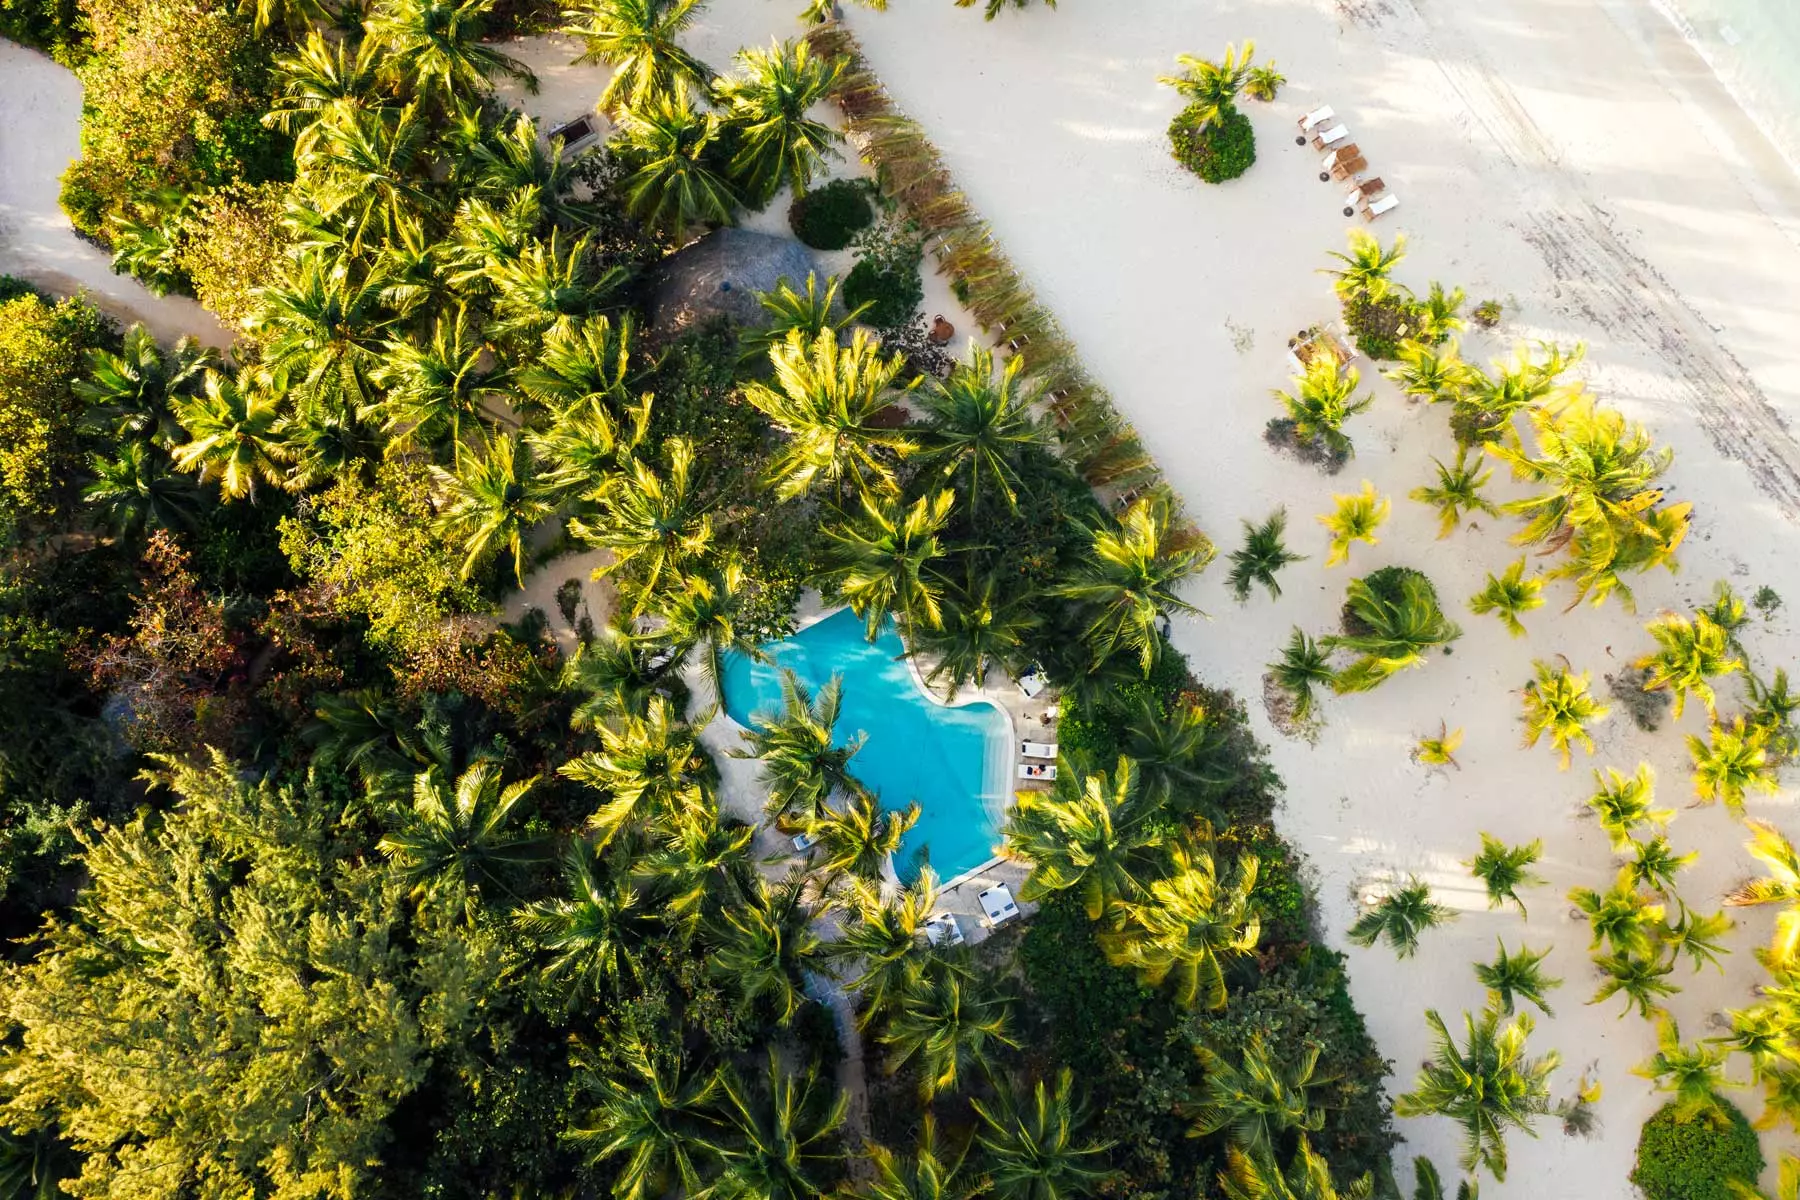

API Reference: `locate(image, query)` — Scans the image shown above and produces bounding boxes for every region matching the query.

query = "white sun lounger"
[1362,193,1400,220]
[1297,104,1335,132]
[1022,741,1058,760]
[1312,124,1349,149]
[979,884,1020,926]
[925,913,965,947]
[1017,763,1057,782]
[792,830,818,852]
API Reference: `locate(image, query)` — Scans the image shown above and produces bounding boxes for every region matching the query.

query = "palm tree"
[716,39,843,202]
[1635,1016,1737,1125]
[879,953,1018,1099]
[1411,450,1497,538]
[731,669,865,821]
[77,324,214,448]
[430,429,559,585]
[649,805,757,932]
[469,112,588,221]
[561,694,712,845]
[1637,609,1744,720]
[1587,763,1672,850]
[1569,869,1666,957]
[1323,229,1407,305]
[661,559,764,698]
[852,1118,971,1200]
[1393,1007,1561,1182]
[565,619,672,722]
[373,305,500,455]
[1728,1156,1800,1200]
[1317,482,1388,568]
[915,344,1049,515]
[1183,1033,1326,1159]
[1157,42,1254,127]
[1520,659,1608,768]
[955,0,1059,20]
[83,442,203,539]
[515,839,661,1000]
[1664,904,1734,974]
[1274,358,1373,460]
[708,871,821,1025]
[1003,757,1166,919]
[1219,1138,1373,1200]
[486,229,628,339]
[265,32,386,147]
[1268,629,1333,721]
[1415,723,1464,768]
[613,84,740,241]
[807,790,919,882]
[298,103,436,256]
[567,1037,721,1200]
[277,400,384,492]
[1624,834,1695,897]
[1123,695,1231,814]
[1465,834,1544,917]
[517,313,639,415]
[1227,509,1304,601]
[1243,60,1285,102]
[570,0,713,114]
[972,1069,1113,1200]
[1384,338,1478,405]
[574,437,717,614]
[740,272,868,368]
[1416,281,1468,343]
[744,328,912,501]
[1726,820,1800,967]
[1708,1007,1794,1082]
[1057,495,1209,675]
[364,0,535,107]
[1348,877,1454,958]
[1591,946,1679,1019]
[1468,560,1544,638]
[169,370,286,500]
[1325,569,1462,694]
[905,568,1039,699]
[1475,941,1560,1016]
[1689,716,1781,815]
[822,490,954,638]
[711,1051,846,1200]
[1098,838,1260,1009]
[378,762,545,913]
[826,873,936,1025]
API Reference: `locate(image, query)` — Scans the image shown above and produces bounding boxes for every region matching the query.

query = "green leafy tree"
[76,324,213,449]
[1057,496,1209,675]
[1394,1008,1560,1182]
[1468,559,1543,638]
[716,38,843,202]
[1347,877,1454,959]
[1182,1033,1327,1159]
[1416,281,1468,343]
[1004,757,1166,919]
[1123,695,1231,814]
[1475,941,1560,1016]
[879,954,1018,1099]
[661,559,765,698]
[1664,905,1734,974]
[973,1068,1113,1200]
[732,669,866,822]
[1227,509,1305,601]
[822,490,955,638]
[1411,450,1497,538]
[1464,833,1544,917]
[570,0,713,114]
[740,272,868,368]
[1384,339,1478,404]
[1098,838,1260,1009]
[1520,659,1608,768]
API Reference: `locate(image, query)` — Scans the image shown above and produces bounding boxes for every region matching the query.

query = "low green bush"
[1169,105,1256,184]
[788,179,875,250]
[1630,1100,1763,1200]
[843,221,923,330]
[1343,292,1418,361]
[0,0,86,62]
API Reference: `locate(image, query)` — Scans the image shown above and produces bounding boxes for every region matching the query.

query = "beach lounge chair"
[792,830,818,853]
[1362,193,1400,221]
[1295,104,1335,143]
[979,884,1020,926]
[1022,741,1058,760]
[1343,178,1385,215]
[1318,144,1357,179]
[925,913,965,947]
[1017,762,1057,783]
[1311,124,1349,150]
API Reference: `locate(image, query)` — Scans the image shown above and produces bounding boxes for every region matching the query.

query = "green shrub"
[1343,292,1417,361]
[0,0,86,61]
[843,221,924,331]
[1630,1100,1763,1200]
[788,179,875,250]
[1168,105,1256,184]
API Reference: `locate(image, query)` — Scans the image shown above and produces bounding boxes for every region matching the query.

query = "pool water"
[720,608,1010,883]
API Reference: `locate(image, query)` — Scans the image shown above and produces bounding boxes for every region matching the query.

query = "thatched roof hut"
[650,228,817,335]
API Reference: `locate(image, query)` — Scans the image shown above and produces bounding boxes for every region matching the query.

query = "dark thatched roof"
[650,228,818,335]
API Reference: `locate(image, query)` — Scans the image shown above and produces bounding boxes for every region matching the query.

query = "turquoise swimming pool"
[720,608,1010,883]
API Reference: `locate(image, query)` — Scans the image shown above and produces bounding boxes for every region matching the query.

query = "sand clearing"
[838,0,1800,1192]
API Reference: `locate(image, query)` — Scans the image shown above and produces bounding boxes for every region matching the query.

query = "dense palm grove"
[0,0,1415,1198]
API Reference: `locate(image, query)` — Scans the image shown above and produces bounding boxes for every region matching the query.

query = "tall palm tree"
[469,112,588,221]
[852,1118,971,1200]
[566,619,672,723]
[1393,1007,1561,1182]
[1347,877,1454,959]
[716,39,843,202]
[1099,838,1260,1009]
[972,1069,1113,1200]
[517,313,640,416]
[825,873,936,1026]
[613,84,740,241]
[1057,496,1209,676]
[1591,946,1679,1019]
[1219,1138,1373,1200]
[1475,941,1560,1016]
[277,399,385,491]
[486,229,628,340]
[567,1037,721,1200]
[740,272,868,368]
[265,33,387,150]
[1468,559,1543,638]
[1274,358,1372,460]
[807,790,919,883]
[1317,482,1388,568]
[905,567,1039,699]
[1411,450,1498,538]
[708,871,821,1025]
[732,669,866,821]
[1465,834,1544,917]
[561,694,712,845]
[1624,834,1695,897]
[169,370,286,500]
[744,327,913,501]
[1325,568,1461,693]
[1568,868,1665,957]
[378,761,545,913]
[574,437,717,614]
[1727,820,1800,967]
[1384,338,1478,405]
[1123,695,1231,814]
[915,343,1049,515]
[1182,1033,1326,1159]
[710,1051,846,1200]
[661,558,764,698]
[297,105,435,255]
[1637,609,1744,720]
[1688,716,1781,816]
[1664,904,1734,974]
[1520,659,1609,769]
[1634,1016,1737,1126]
[1004,757,1166,919]
[515,838,661,1000]
[1323,229,1407,305]
[77,324,214,448]
[647,805,756,933]
[1157,42,1254,127]
[431,429,559,584]
[1416,281,1468,343]
[1227,509,1304,601]
[374,305,501,454]
[822,490,955,639]
[365,0,536,107]
[879,953,1018,1099]
[570,0,714,115]
[1268,629,1333,722]
[249,251,400,409]
[83,442,203,539]
[1708,1007,1794,1082]
[1587,763,1672,851]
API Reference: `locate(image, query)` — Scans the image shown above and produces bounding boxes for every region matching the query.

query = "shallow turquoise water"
[1657,0,1800,176]
[720,609,1009,883]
